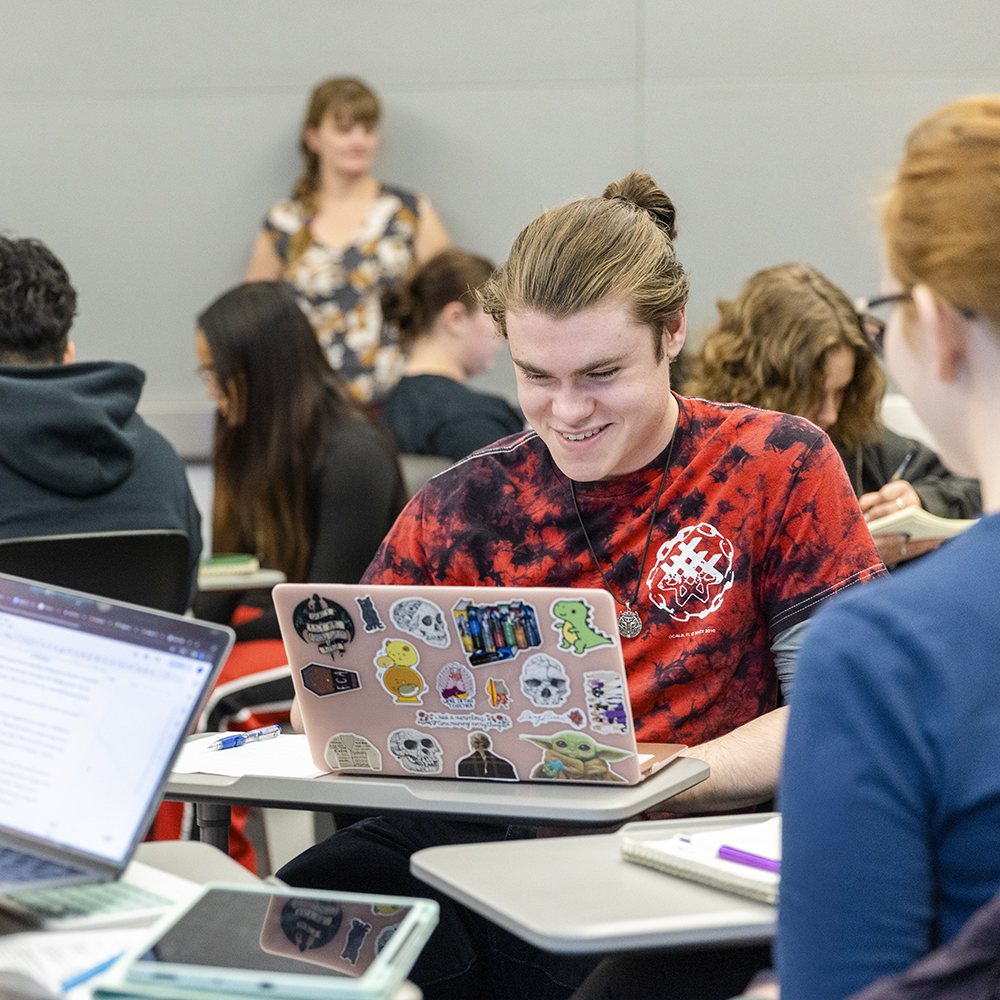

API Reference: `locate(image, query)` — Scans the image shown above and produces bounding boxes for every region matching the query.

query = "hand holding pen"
[859,448,921,523]
[207,724,281,751]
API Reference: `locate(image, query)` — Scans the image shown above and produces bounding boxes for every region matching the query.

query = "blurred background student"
[380,248,523,460]
[684,262,981,567]
[194,280,406,640]
[246,76,450,405]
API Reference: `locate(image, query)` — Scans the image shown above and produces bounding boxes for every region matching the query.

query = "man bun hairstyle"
[478,171,688,362]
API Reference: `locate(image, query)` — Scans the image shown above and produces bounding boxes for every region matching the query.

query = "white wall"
[2,1,997,455]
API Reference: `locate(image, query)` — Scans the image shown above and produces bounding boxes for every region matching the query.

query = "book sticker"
[292,595,355,659]
[550,598,614,655]
[583,670,630,734]
[455,732,518,781]
[389,597,450,648]
[387,728,443,774]
[519,652,570,707]
[520,731,632,782]
[435,662,476,710]
[452,599,542,666]
[355,595,385,632]
[373,638,428,704]
[325,732,382,771]
[301,663,361,697]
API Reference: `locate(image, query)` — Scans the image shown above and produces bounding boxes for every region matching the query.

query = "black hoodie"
[0,360,202,594]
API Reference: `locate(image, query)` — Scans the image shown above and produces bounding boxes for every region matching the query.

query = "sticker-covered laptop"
[273,584,683,785]
[0,571,233,896]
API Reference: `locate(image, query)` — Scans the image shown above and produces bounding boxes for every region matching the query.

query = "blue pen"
[60,951,125,991]
[206,724,281,751]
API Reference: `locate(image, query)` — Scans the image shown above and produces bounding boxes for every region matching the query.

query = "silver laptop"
[0,571,234,894]
[274,583,683,785]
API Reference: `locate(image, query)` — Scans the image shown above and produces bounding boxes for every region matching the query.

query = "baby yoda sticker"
[292,595,355,659]
[520,731,633,783]
[390,597,451,648]
[387,728,443,774]
[374,639,429,704]
[519,652,570,708]
[583,670,630,734]
[355,595,385,633]
[551,598,614,655]
[435,663,475,710]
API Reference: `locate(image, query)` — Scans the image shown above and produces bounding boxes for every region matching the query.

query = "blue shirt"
[778,513,1000,1000]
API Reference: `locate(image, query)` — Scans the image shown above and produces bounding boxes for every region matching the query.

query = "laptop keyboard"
[0,845,83,885]
[6,879,171,919]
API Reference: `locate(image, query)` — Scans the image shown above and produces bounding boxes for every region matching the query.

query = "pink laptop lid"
[274,584,683,786]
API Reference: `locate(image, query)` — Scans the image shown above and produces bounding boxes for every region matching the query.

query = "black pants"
[276,814,601,1000]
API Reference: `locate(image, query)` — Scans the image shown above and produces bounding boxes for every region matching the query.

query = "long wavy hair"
[198,282,364,581]
[684,263,887,451]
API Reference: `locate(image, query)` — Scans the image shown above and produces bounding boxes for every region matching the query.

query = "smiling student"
[278,172,884,1000]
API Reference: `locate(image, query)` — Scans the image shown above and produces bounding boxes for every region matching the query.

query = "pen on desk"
[889,448,919,483]
[60,951,125,991]
[718,845,781,874]
[206,723,281,751]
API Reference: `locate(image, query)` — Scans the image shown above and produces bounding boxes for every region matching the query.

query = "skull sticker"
[519,653,571,708]
[387,728,444,774]
[389,598,451,648]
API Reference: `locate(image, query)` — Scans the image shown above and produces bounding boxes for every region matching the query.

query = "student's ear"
[439,300,469,335]
[302,127,319,154]
[662,306,687,360]
[62,340,75,365]
[912,284,967,383]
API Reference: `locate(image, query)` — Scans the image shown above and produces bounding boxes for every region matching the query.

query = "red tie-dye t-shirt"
[363,395,884,746]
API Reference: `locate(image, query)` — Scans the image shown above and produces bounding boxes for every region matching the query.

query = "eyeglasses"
[853,293,911,356]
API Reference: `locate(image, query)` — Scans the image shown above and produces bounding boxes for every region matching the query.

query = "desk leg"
[194,802,232,854]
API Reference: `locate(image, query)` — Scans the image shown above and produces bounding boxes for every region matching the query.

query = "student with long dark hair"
[195,281,406,637]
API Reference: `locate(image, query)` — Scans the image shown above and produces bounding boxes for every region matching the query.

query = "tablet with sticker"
[97,884,438,1000]
[273,583,685,785]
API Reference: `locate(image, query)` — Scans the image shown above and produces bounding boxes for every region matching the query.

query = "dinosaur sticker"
[520,730,632,782]
[550,599,614,655]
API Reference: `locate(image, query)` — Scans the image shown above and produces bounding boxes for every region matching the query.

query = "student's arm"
[666,706,789,813]
[246,231,284,281]
[413,197,451,265]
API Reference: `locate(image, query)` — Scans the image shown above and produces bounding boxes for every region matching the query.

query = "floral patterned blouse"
[262,184,422,403]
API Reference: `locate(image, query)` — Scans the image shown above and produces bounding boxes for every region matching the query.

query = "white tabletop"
[164,751,710,826]
[411,814,777,953]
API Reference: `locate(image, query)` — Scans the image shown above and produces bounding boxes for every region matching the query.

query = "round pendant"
[617,608,642,639]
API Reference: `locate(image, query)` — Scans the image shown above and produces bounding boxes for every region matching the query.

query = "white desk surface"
[165,755,710,826]
[411,814,777,954]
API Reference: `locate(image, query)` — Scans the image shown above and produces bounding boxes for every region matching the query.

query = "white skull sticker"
[519,653,570,707]
[387,728,444,773]
[389,598,451,648]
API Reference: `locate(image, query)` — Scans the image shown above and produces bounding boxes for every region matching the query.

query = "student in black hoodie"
[0,235,202,599]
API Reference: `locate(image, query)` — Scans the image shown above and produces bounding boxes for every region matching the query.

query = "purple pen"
[718,845,781,874]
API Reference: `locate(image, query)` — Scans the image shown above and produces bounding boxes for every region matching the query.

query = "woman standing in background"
[684,262,980,567]
[380,248,523,460]
[246,76,450,405]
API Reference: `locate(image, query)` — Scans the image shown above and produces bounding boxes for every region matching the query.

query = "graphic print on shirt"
[645,523,735,622]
